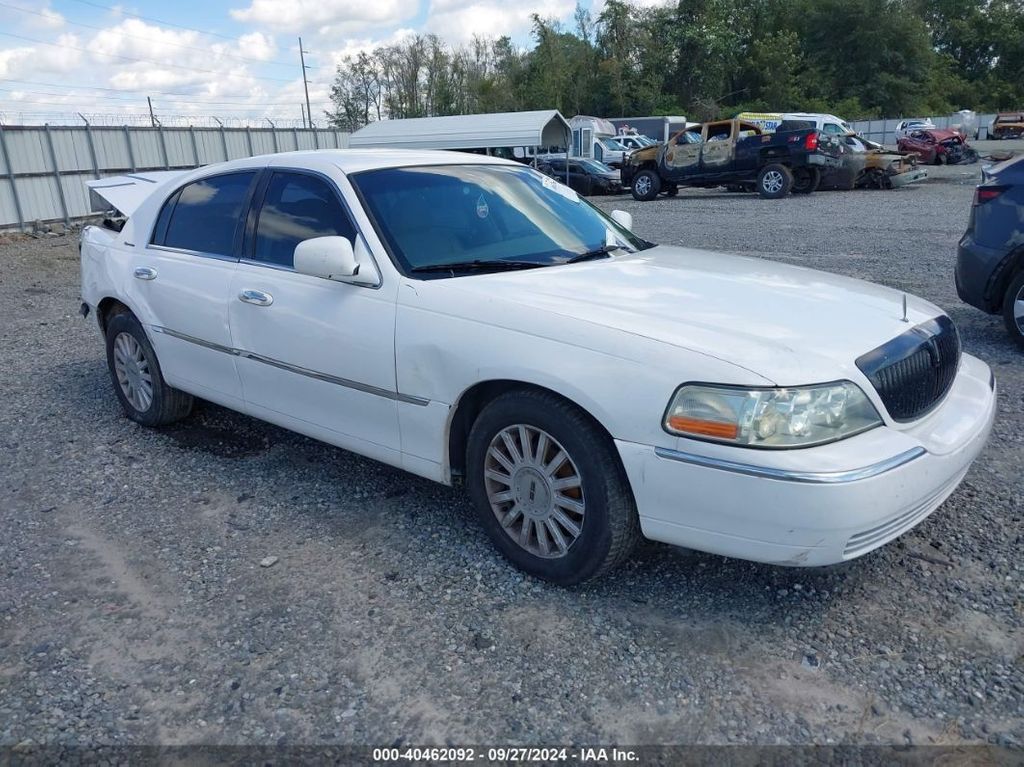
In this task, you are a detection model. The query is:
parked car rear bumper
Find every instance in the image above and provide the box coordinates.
[616,353,995,567]
[956,234,1007,312]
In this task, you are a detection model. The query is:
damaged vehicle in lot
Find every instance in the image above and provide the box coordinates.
[957,154,1024,348]
[80,150,996,585]
[897,128,977,165]
[826,133,927,190]
[623,118,841,200]
[989,112,1024,140]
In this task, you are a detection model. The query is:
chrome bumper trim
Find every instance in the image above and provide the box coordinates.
[653,445,927,484]
[151,325,429,406]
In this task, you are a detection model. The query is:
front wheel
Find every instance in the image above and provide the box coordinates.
[466,390,640,585]
[105,312,193,427]
[1002,270,1024,350]
[631,169,661,201]
[757,164,793,198]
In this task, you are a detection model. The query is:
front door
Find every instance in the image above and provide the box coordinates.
[132,170,258,404]
[228,170,401,460]
[664,130,702,178]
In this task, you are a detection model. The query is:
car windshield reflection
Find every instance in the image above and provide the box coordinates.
[351,164,648,277]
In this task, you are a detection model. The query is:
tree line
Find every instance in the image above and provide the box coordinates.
[326,0,1024,130]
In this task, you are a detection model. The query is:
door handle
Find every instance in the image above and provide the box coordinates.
[238,289,274,307]
[134,266,157,281]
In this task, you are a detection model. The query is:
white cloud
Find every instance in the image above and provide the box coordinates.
[424,0,576,44]
[231,0,419,34]
[235,32,278,61]
[0,34,84,78]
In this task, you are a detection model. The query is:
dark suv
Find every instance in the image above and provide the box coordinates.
[956,154,1024,347]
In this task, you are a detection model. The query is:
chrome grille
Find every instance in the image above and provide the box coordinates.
[856,315,960,422]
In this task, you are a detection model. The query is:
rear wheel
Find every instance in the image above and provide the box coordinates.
[756,164,793,198]
[105,312,193,426]
[466,389,640,585]
[791,167,821,194]
[631,169,661,201]
[1002,270,1024,349]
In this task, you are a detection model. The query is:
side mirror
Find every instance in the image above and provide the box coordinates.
[610,209,633,232]
[294,236,358,281]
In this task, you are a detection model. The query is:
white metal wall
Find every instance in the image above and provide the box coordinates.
[0,124,350,230]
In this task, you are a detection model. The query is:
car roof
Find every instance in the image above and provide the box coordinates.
[183,148,519,178]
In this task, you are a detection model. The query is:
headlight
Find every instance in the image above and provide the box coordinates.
[663,382,882,448]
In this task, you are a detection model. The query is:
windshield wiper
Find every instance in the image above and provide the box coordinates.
[410,259,547,274]
[564,244,626,264]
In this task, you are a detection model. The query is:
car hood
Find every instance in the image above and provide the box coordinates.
[927,129,962,143]
[434,245,945,386]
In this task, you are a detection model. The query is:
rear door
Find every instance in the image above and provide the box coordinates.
[132,170,259,403]
[228,168,401,461]
[700,121,737,172]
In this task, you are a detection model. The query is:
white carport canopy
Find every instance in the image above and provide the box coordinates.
[348,110,571,151]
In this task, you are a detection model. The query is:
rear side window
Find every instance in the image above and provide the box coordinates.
[157,172,256,255]
[252,172,356,268]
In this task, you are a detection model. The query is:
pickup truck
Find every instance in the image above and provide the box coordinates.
[622,118,842,200]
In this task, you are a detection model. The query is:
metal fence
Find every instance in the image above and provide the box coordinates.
[848,114,998,144]
[0,124,350,230]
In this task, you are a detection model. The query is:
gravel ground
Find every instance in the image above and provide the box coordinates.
[1,165,1022,750]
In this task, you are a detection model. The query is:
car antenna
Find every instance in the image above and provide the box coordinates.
[901,293,910,323]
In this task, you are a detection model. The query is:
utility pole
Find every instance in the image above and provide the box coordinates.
[147,96,157,127]
[301,103,307,130]
[299,37,312,129]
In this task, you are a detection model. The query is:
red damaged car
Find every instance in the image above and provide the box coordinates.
[897,128,977,165]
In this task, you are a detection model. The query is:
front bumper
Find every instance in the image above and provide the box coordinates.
[617,354,996,566]
[889,167,928,187]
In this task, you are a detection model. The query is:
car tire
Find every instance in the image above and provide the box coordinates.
[756,164,793,198]
[466,389,641,585]
[105,312,193,427]
[791,167,821,194]
[935,153,946,166]
[1002,270,1024,349]
[631,170,661,201]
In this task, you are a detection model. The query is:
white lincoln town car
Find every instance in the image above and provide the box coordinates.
[80,150,996,584]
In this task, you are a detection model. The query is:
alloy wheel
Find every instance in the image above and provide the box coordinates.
[1015,284,1024,334]
[762,170,784,194]
[112,332,153,412]
[483,424,585,559]
[634,175,651,196]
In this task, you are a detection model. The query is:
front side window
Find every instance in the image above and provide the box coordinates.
[351,164,649,276]
[158,172,256,255]
[252,172,356,268]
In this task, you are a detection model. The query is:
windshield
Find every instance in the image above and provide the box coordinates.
[577,159,613,174]
[351,164,649,277]
[599,137,626,151]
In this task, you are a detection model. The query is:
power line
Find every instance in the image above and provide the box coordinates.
[62,0,244,43]
[0,97,320,113]
[0,31,296,83]
[0,1,297,68]
[0,78,320,105]
[0,86,321,109]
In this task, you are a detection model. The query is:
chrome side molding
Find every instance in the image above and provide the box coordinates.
[653,446,927,485]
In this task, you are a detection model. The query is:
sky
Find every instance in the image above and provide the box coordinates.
[0,0,607,127]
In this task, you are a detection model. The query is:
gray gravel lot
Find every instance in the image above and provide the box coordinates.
[1,165,1022,749]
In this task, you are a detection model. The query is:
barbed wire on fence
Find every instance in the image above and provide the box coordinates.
[0,111,325,129]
